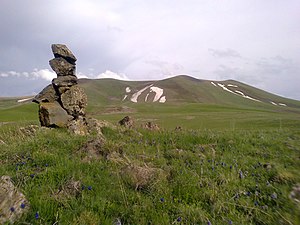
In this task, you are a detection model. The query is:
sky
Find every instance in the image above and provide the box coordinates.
[1,0,300,100]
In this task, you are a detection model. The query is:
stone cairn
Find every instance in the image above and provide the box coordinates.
[33,44,97,135]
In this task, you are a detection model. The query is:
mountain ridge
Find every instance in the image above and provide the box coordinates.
[78,75,300,110]
[1,75,300,112]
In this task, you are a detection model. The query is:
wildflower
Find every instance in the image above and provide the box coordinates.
[81,185,85,190]
[10,207,15,212]
[246,191,251,196]
[228,220,233,224]
[45,163,49,167]
[88,186,92,190]
[254,201,259,206]
[271,192,277,199]
[35,212,39,219]
[160,197,165,202]
[30,174,35,178]
[20,203,26,209]
[177,217,182,222]
[207,221,212,225]
[239,171,244,179]
[230,165,233,169]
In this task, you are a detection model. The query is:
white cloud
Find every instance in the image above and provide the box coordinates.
[96,70,128,80]
[0,69,56,81]
[31,69,56,80]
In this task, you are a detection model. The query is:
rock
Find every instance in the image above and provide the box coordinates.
[0,176,30,224]
[142,121,160,131]
[175,126,182,131]
[19,125,39,136]
[78,137,106,161]
[85,118,105,136]
[51,44,77,65]
[67,117,88,135]
[52,75,78,87]
[121,164,166,190]
[61,85,87,117]
[52,76,78,95]
[263,163,272,170]
[34,44,91,133]
[119,116,134,128]
[39,102,72,127]
[49,57,76,76]
[32,84,58,103]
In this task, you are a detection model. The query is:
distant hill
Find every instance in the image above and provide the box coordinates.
[1,75,300,127]
[78,75,300,111]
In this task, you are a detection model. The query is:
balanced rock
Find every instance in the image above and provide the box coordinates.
[32,84,58,103]
[33,44,94,133]
[49,57,76,76]
[61,85,87,117]
[39,102,72,127]
[51,44,77,65]
[0,176,30,224]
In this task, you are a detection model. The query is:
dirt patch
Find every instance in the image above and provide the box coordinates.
[121,164,166,191]
[102,106,135,114]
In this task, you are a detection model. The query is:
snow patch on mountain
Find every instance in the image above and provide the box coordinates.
[211,81,217,87]
[159,96,166,103]
[127,84,166,103]
[278,103,287,106]
[150,87,164,102]
[131,84,153,103]
[17,97,33,103]
[235,90,261,102]
[126,87,131,93]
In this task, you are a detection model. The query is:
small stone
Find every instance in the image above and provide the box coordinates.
[119,116,134,128]
[0,176,29,224]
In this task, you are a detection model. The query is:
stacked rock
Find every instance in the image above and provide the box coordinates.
[33,44,88,130]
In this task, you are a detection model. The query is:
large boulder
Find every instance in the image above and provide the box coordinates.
[39,102,72,127]
[0,176,30,224]
[49,57,76,76]
[51,44,77,65]
[32,84,58,103]
[61,85,88,117]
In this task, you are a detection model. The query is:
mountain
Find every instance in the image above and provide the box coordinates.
[78,75,300,110]
[1,75,300,126]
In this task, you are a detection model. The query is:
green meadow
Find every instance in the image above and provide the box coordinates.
[1,76,300,224]
[1,99,300,224]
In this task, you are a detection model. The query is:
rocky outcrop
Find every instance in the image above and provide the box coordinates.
[0,176,30,224]
[33,44,94,135]
[119,116,134,128]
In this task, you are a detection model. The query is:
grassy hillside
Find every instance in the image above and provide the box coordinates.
[0,123,299,224]
[0,76,300,224]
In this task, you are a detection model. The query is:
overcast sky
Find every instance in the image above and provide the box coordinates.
[1,0,300,100]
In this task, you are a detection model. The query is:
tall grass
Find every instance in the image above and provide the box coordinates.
[0,123,299,224]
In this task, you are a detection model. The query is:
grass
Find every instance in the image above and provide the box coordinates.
[0,122,300,224]
[1,76,300,224]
